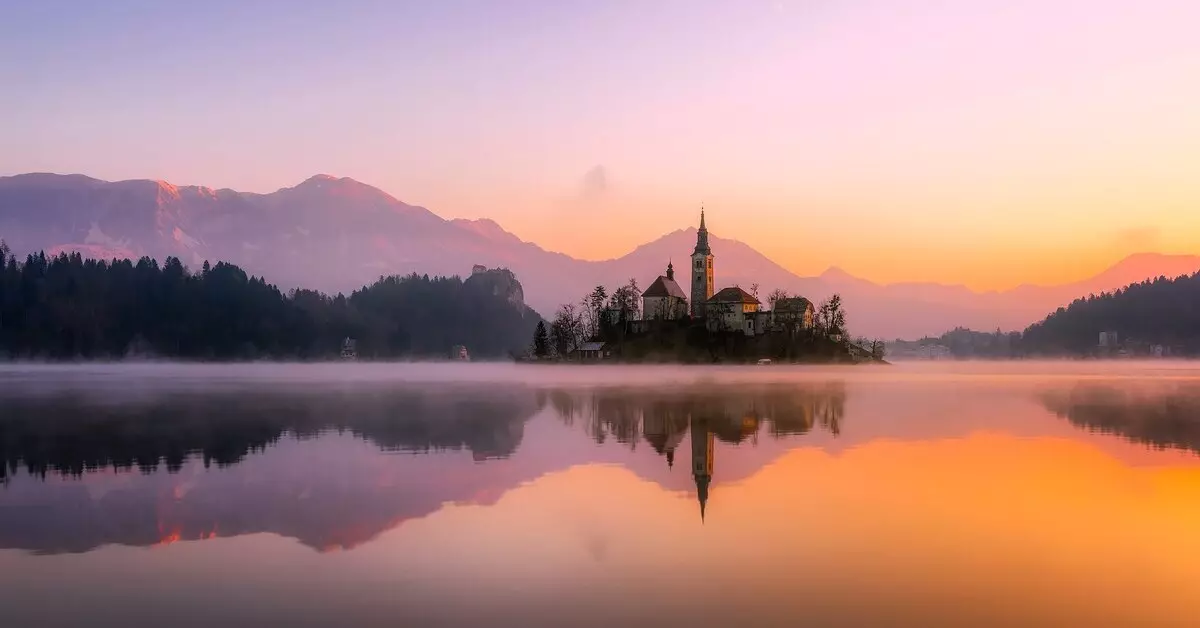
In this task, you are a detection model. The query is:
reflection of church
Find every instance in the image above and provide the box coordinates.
[577,385,847,522]
[691,417,713,521]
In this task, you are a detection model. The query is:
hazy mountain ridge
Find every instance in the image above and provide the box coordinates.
[2,172,1196,339]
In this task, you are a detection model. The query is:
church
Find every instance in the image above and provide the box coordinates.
[642,210,795,336]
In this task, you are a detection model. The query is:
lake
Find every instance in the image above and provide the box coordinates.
[2,362,1200,627]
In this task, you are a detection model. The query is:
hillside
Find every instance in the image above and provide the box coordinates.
[0,244,540,360]
[3,173,1197,339]
[899,271,1200,358]
[1021,272,1200,355]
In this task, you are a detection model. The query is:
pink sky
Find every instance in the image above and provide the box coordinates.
[3,1,1200,288]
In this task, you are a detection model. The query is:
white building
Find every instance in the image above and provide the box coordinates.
[642,262,688,320]
[705,286,762,336]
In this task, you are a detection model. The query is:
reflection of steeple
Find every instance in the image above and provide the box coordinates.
[690,416,713,522]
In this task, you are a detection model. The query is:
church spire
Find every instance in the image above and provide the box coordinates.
[666,259,675,281]
[692,206,711,256]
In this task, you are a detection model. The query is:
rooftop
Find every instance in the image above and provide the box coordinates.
[707,286,760,305]
[643,275,687,299]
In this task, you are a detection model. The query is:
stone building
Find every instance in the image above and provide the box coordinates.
[690,211,715,318]
[705,286,762,335]
[772,297,815,331]
[642,261,688,320]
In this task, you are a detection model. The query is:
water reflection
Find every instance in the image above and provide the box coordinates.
[0,384,542,480]
[4,367,1200,627]
[0,381,845,554]
[1043,383,1200,455]
[546,384,845,519]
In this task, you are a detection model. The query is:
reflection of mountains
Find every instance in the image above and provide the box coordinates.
[1,384,540,481]
[0,382,846,555]
[1043,384,1200,455]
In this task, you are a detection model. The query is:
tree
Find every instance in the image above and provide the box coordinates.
[605,278,644,329]
[550,303,583,357]
[816,293,846,339]
[767,288,788,310]
[533,321,550,358]
[586,285,608,337]
[750,283,760,301]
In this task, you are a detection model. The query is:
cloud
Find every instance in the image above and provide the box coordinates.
[1113,226,1161,250]
[579,165,608,200]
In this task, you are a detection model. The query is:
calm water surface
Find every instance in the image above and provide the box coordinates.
[2,362,1200,627]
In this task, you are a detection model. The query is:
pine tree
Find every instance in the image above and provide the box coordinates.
[533,321,550,358]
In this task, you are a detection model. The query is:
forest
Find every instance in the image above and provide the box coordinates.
[0,240,541,360]
[903,271,1200,358]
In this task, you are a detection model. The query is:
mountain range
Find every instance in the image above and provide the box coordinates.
[2,172,1197,339]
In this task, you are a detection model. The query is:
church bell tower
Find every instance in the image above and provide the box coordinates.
[690,209,714,318]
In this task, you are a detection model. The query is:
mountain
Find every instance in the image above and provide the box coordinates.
[2,172,1197,339]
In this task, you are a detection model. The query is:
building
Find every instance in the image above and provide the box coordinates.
[690,211,715,318]
[643,261,689,320]
[1099,331,1119,348]
[705,286,762,335]
[340,337,357,360]
[572,342,607,361]
[772,296,815,330]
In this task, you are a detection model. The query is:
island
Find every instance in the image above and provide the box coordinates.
[525,211,885,364]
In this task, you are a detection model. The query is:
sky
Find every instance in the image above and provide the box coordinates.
[2,0,1200,289]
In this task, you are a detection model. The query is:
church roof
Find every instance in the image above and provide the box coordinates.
[643,275,687,299]
[707,286,760,305]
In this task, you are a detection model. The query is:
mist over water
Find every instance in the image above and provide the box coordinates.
[2,362,1199,628]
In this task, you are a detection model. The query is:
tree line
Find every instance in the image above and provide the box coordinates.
[905,271,1200,357]
[0,240,540,360]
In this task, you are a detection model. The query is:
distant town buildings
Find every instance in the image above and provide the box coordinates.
[884,341,951,360]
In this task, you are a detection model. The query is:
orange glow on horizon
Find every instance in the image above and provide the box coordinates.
[363,430,1200,625]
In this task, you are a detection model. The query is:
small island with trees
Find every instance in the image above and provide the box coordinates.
[524,212,885,364]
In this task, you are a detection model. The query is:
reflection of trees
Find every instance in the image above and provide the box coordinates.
[1042,384,1200,455]
[0,384,543,482]
[546,382,847,455]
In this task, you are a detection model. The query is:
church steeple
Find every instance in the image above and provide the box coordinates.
[693,208,711,256]
[690,207,714,317]
[666,260,675,281]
